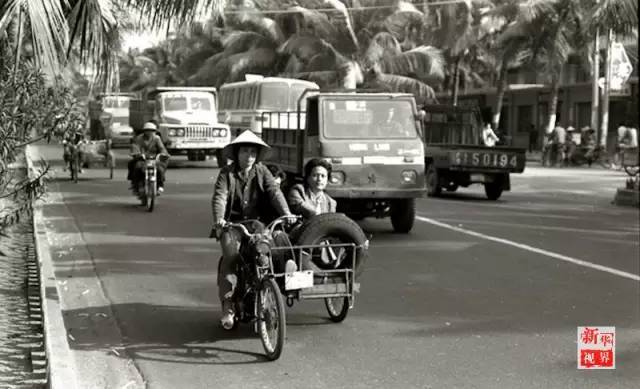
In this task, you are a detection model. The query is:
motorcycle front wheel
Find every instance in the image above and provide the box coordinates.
[146,180,155,212]
[257,278,285,361]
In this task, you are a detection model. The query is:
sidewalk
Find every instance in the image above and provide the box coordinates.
[26,144,145,389]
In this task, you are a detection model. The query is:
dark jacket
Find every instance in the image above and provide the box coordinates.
[288,184,337,219]
[212,162,290,222]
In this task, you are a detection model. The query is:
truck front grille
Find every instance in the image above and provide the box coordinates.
[186,126,217,138]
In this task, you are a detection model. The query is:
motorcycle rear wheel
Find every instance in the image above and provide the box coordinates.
[257,278,285,361]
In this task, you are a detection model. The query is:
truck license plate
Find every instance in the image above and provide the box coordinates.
[451,151,519,169]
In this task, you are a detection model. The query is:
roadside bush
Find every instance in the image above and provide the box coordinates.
[0,62,85,230]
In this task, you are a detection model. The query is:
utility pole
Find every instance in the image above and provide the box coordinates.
[599,28,614,148]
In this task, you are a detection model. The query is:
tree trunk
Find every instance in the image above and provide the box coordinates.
[452,55,461,106]
[590,25,600,133]
[492,62,508,130]
[599,29,613,148]
[546,75,560,134]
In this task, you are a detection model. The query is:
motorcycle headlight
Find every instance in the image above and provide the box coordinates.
[329,171,345,185]
[168,129,176,137]
[176,128,185,137]
[255,239,271,255]
[401,170,417,184]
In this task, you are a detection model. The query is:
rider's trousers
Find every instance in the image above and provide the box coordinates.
[218,228,243,313]
[217,224,293,313]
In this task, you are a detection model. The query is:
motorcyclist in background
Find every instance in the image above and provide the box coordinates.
[129,122,170,194]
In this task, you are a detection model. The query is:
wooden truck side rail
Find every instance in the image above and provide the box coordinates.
[261,111,307,175]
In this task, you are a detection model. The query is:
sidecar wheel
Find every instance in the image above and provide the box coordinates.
[296,213,369,278]
[325,296,349,323]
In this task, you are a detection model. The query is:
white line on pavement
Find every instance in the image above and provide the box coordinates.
[416,215,640,282]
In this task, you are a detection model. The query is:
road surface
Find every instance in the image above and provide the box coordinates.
[35,144,639,389]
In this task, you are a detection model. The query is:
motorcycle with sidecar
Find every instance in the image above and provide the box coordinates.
[212,213,369,360]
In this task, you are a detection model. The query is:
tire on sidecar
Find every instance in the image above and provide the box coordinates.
[295,213,369,278]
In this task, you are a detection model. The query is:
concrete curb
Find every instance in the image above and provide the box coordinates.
[614,187,640,207]
[26,145,79,389]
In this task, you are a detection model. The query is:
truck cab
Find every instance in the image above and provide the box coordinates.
[420,104,526,200]
[262,91,426,233]
[129,87,231,165]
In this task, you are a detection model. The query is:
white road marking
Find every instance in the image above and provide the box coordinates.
[416,215,640,282]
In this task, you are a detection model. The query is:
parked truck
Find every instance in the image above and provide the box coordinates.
[128,87,231,166]
[262,90,426,233]
[420,104,526,200]
[88,92,137,146]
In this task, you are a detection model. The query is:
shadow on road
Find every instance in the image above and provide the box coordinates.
[63,303,272,364]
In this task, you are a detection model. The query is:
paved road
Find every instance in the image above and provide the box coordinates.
[35,144,639,389]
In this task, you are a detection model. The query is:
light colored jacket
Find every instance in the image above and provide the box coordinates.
[288,184,337,219]
[130,134,168,157]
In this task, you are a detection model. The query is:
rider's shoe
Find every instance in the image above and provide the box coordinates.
[220,311,235,330]
[285,259,298,273]
[157,186,164,195]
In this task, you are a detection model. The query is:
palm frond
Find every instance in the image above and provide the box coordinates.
[367,72,437,101]
[123,0,227,29]
[277,6,337,41]
[279,34,346,64]
[222,31,275,53]
[226,10,283,43]
[588,0,638,37]
[383,1,424,41]
[363,32,401,67]
[378,46,445,80]
[0,0,69,72]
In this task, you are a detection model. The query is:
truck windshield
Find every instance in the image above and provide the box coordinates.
[164,96,188,111]
[323,99,418,139]
[191,96,212,111]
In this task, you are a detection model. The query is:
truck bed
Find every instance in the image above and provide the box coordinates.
[425,144,526,173]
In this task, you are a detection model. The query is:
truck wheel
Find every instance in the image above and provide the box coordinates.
[426,164,441,197]
[484,182,503,200]
[215,150,227,168]
[390,199,415,233]
[187,152,197,162]
[295,213,369,278]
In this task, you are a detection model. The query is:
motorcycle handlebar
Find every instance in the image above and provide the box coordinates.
[214,215,302,240]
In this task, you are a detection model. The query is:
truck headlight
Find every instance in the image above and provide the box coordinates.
[176,128,185,136]
[219,129,227,137]
[168,129,176,136]
[401,170,417,184]
[329,171,345,185]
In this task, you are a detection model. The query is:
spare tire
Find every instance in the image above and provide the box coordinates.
[295,213,369,277]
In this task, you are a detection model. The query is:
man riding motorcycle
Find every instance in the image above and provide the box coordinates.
[211,130,297,330]
[129,122,169,194]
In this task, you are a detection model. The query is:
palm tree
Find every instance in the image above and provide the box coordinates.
[0,0,229,89]
[280,0,445,99]
[479,0,554,131]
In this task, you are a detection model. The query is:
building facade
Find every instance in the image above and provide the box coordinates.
[437,44,639,152]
